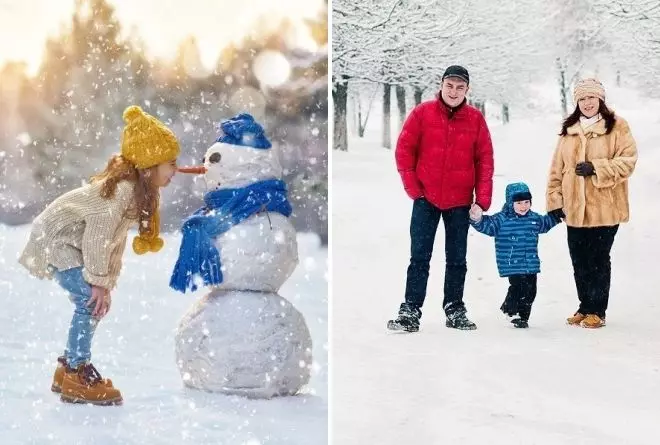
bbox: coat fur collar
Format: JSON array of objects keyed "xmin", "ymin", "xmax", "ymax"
[{"xmin": 566, "ymin": 118, "xmax": 608, "ymax": 136}]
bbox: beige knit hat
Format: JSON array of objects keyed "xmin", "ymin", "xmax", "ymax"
[{"xmin": 573, "ymin": 78, "xmax": 605, "ymax": 103}]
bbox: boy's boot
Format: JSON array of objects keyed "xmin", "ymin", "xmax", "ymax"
[{"xmin": 60, "ymin": 363, "xmax": 123, "ymax": 406}]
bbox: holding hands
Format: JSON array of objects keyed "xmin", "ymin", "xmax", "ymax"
[
  {"xmin": 548, "ymin": 208, "xmax": 566, "ymax": 223},
  {"xmin": 469, "ymin": 203, "xmax": 483, "ymax": 222}
]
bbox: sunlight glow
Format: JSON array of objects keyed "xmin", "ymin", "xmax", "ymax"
[{"xmin": 0, "ymin": 0, "xmax": 325, "ymax": 75}]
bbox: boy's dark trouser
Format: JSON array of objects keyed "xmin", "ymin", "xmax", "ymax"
[
  {"xmin": 567, "ymin": 225, "xmax": 619, "ymax": 319},
  {"xmin": 503, "ymin": 274, "xmax": 538, "ymax": 321},
  {"xmin": 404, "ymin": 198, "xmax": 470, "ymax": 316}
]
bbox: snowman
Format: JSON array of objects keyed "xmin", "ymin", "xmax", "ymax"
[{"xmin": 170, "ymin": 113, "xmax": 312, "ymax": 399}]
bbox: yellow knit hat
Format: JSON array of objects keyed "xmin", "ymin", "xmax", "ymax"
[
  {"xmin": 121, "ymin": 105, "xmax": 180, "ymax": 169},
  {"xmin": 120, "ymin": 105, "xmax": 179, "ymax": 255}
]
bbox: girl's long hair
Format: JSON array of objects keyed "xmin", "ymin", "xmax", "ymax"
[
  {"xmin": 560, "ymin": 99, "xmax": 616, "ymax": 136},
  {"xmin": 90, "ymin": 155, "xmax": 159, "ymax": 238}
]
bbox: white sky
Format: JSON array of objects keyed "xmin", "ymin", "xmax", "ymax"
[{"xmin": 0, "ymin": 0, "xmax": 324, "ymax": 74}]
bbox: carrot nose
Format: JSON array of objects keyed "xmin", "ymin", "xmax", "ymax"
[{"xmin": 177, "ymin": 166, "xmax": 207, "ymax": 174}]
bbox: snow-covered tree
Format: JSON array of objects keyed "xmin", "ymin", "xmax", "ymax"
[
  {"xmin": 552, "ymin": 0, "xmax": 614, "ymax": 113},
  {"xmin": 334, "ymin": 0, "xmax": 641, "ymax": 152},
  {"xmin": 333, "ymin": 0, "xmax": 468, "ymax": 150},
  {"xmin": 593, "ymin": 0, "xmax": 660, "ymax": 95}
]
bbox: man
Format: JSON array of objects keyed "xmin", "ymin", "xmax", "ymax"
[{"xmin": 387, "ymin": 65, "xmax": 494, "ymax": 332}]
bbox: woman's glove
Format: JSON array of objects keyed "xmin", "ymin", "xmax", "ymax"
[
  {"xmin": 575, "ymin": 162, "xmax": 595, "ymax": 177},
  {"xmin": 548, "ymin": 208, "xmax": 566, "ymax": 221}
]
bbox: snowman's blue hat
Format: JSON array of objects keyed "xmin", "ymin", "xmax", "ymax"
[{"xmin": 216, "ymin": 113, "xmax": 272, "ymax": 149}]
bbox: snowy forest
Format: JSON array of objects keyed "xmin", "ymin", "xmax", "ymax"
[
  {"xmin": 0, "ymin": 0, "xmax": 328, "ymax": 243},
  {"xmin": 332, "ymin": 0, "xmax": 660, "ymax": 151}
]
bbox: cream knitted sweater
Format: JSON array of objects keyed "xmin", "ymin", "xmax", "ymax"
[{"xmin": 19, "ymin": 180, "xmax": 137, "ymax": 290}]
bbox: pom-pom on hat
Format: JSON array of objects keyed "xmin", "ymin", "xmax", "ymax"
[
  {"xmin": 216, "ymin": 113, "xmax": 272, "ymax": 149},
  {"xmin": 132, "ymin": 201, "xmax": 165, "ymax": 255}
]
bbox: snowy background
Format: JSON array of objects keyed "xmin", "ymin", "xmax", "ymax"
[
  {"xmin": 0, "ymin": 2, "xmax": 329, "ymax": 443},
  {"xmin": 0, "ymin": 0, "xmax": 328, "ymax": 243},
  {"xmin": 332, "ymin": 80, "xmax": 660, "ymax": 444},
  {"xmin": 331, "ymin": 78, "xmax": 660, "ymax": 445},
  {"xmin": 332, "ymin": 0, "xmax": 660, "ymax": 434},
  {"xmin": 0, "ymin": 228, "xmax": 328, "ymax": 445}
]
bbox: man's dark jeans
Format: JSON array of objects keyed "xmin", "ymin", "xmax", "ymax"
[{"xmin": 404, "ymin": 198, "xmax": 470, "ymax": 316}]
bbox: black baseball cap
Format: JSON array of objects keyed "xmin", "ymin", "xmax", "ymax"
[{"xmin": 442, "ymin": 65, "xmax": 469, "ymax": 84}]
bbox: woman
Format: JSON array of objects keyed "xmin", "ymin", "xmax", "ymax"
[{"xmin": 546, "ymin": 78, "xmax": 637, "ymax": 328}]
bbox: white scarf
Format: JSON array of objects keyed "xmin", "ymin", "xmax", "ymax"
[{"xmin": 579, "ymin": 113, "xmax": 602, "ymax": 131}]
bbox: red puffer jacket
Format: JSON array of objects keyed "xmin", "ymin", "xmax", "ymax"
[{"xmin": 395, "ymin": 99, "xmax": 494, "ymax": 211}]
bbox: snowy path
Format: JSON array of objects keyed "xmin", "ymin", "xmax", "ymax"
[
  {"xmin": 332, "ymin": 89, "xmax": 660, "ymax": 445},
  {"xmin": 0, "ymin": 229, "xmax": 327, "ymax": 445}
]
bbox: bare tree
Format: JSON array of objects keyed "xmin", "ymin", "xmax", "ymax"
[{"xmin": 348, "ymin": 82, "xmax": 378, "ymax": 138}]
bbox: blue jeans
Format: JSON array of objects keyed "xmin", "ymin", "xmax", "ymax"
[{"xmin": 51, "ymin": 267, "xmax": 98, "ymax": 368}]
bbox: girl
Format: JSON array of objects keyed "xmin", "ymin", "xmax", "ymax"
[
  {"xmin": 546, "ymin": 78, "xmax": 637, "ymax": 329},
  {"xmin": 19, "ymin": 105, "xmax": 180, "ymax": 405}
]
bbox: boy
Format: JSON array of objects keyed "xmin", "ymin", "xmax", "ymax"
[{"xmin": 469, "ymin": 182, "xmax": 563, "ymax": 328}]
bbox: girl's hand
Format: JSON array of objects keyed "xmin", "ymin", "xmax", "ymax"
[
  {"xmin": 98, "ymin": 292, "xmax": 112, "ymax": 319},
  {"xmin": 469, "ymin": 204, "xmax": 483, "ymax": 222},
  {"xmin": 88, "ymin": 285, "xmax": 110, "ymax": 318}
]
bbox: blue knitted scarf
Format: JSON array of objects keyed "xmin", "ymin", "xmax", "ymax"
[{"xmin": 169, "ymin": 179, "xmax": 292, "ymax": 293}]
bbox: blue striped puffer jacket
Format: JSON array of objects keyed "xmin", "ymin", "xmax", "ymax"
[{"xmin": 471, "ymin": 182, "xmax": 560, "ymax": 277}]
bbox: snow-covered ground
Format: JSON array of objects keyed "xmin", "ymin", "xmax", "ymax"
[
  {"xmin": 332, "ymin": 86, "xmax": 660, "ymax": 445},
  {"xmin": 0, "ymin": 229, "xmax": 327, "ymax": 445}
]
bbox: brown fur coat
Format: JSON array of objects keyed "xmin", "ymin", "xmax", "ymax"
[{"xmin": 546, "ymin": 117, "xmax": 637, "ymax": 227}]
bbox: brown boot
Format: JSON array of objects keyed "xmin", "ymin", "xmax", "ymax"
[
  {"xmin": 566, "ymin": 312, "xmax": 586, "ymax": 326},
  {"xmin": 52, "ymin": 356, "xmax": 113, "ymax": 394},
  {"xmin": 60, "ymin": 363, "xmax": 123, "ymax": 406},
  {"xmin": 51, "ymin": 356, "xmax": 67, "ymax": 393},
  {"xmin": 580, "ymin": 314, "xmax": 606, "ymax": 329}
]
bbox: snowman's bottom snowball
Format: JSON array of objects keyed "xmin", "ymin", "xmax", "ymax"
[{"xmin": 175, "ymin": 290, "xmax": 313, "ymax": 399}]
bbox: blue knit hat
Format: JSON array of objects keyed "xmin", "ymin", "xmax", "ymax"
[
  {"xmin": 502, "ymin": 182, "xmax": 532, "ymax": 214},
  {"xmin": 216, "ymin": 113, "xmax": 272, "ymax": 149}
]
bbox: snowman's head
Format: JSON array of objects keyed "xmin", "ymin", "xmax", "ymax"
[{"xmin": 201, "ymin": 113, "xmax": 282, "ymax": 190}]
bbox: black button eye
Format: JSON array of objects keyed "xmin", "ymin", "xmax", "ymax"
[
  {"xmin": 209, "ymin": 152, "xmax": 222, "ymax": 163},
  {"xmin": 202, "ymin": 156, "xmax": 206, "ymax": 163}
]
